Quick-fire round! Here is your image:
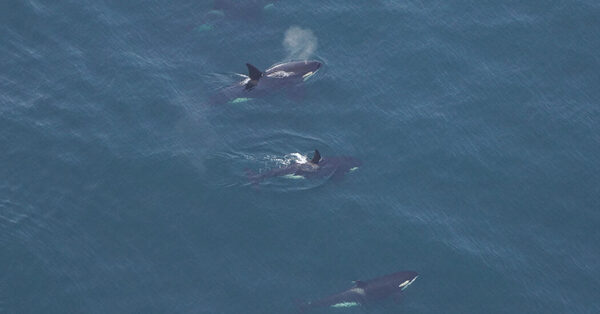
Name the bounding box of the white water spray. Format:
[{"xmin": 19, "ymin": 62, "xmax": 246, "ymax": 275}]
[{"xmin": 283, "ymin": 26, "xmax": 317, "ymax": 60}]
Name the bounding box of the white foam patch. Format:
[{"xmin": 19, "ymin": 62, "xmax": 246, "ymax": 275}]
[
  {"xmin": 267, "ymin": 70, "xmax": 294, "ymax": 78},
  {"xmin": 289, "ymin": 152, "xmax": 309, "ymax": 164},
  {"xmin": 331, "ymin": 302, "xmax": 359, "ymax": 308},
  {"xmin": 238, "ymin": 76, "xmax": 250, "ymax": 86},
  {"xmin": 264, "ymin": 152, "xmax": 307, "ymax": 167},
  {"xmin": 349, "ymin": 288, "xmax": 366, "ymax": 295},
  {"xmin": 230, "ymin": 97, "xmax": 252, "ymax": 103},
  {"xmin": 283, "ymin": 26, "xmax": 318, "ymax": 60},
  {"xmin": 282, "ymin": 174, "xmax": 305, "ymax": 180}
]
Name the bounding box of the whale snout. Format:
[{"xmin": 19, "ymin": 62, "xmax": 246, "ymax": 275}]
[
  {"xmin": 406, "ymin": 271, "xmax": 419, "ymax": 278},
  {"xmin": 301, "ymin": 61, "xmax": 322, "ymax": 80},
  {"xmin": 302, "ymin": 60, "xmax": 321, "ymax": 73},
  {"xmin": 339, "ymin": 157, "xmax": 361, "ymax": 173},
  {"xmin": 349, "ymin": 157, "xmax": 362, "ymax": 168},
  {"xmin": 310, "ymin": 61, "xmax": 322, "ymax": 72}
]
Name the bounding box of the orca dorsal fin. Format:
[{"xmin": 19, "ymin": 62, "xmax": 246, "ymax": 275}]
[
  {"xmin": 353, "ymin": 280, "xmax": 367, "ymax": 288},
  {"xmin": 246, "ymin": 63, "xmax": 263, "ymax": 81},
  {"xmin": 311, "ymin": 149, "xmax": 321, "ymax": 164}
]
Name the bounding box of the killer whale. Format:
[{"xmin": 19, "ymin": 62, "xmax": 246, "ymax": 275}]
[
  {"xmin": 299, "ymin": 271, "xmax": 419, "ymax": 311},
  {"xmin": 211, "ymin": 60, "xmax": 322, "ymax": 105},
  {"xmin": 247, "ymin": 150, "xmax": 360, "ymax": 184}
]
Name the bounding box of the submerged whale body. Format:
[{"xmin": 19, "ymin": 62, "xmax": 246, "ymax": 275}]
[
  {"xmin": 211, "ymin": 60, "xmax": 322, "ymax": 105},
  {"xmin": 212, "ymin": 0, "xmax": 278, "ymax": 18},
  {"xmin": 198, "ymin": 0, "xmax": 278, "ymax": 29},
  {"xmin": 247, "ymin": 150, "xmax": 360, "ymax": 184},
  {"xmin": 299, "ymin": 271, "xmax": 419, "ymax": 311}
]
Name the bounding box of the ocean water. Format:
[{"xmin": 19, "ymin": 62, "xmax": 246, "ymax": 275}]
[{"xmin": 1, "ymin": 0, "xmax": 599, "ymax": 313}]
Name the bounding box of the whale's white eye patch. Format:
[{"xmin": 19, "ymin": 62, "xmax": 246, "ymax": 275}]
[
  {"xmin": 399, "ymin": 276, "xmax": 418, "ymax": 290},
  {"xmin": 302, "ymin": 71, "xmax": 314, "ymax": 79}
]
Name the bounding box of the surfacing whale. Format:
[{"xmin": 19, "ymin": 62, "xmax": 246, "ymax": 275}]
[
  {"xmin": 247, "ymin": 150, "xmax": 360, "ymax": 184},
  {"xmin": 211, "ymin": 60, "xmax": 322, "ymax": 105},
  {"xmin": 299, "ymin": 271, "xmax": 419, "ymax": 311}
]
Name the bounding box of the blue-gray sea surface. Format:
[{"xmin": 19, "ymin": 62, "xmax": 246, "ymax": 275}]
[{"xmin": 1, "ymin": 1, "xmax": 599, "ymax": 313}]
